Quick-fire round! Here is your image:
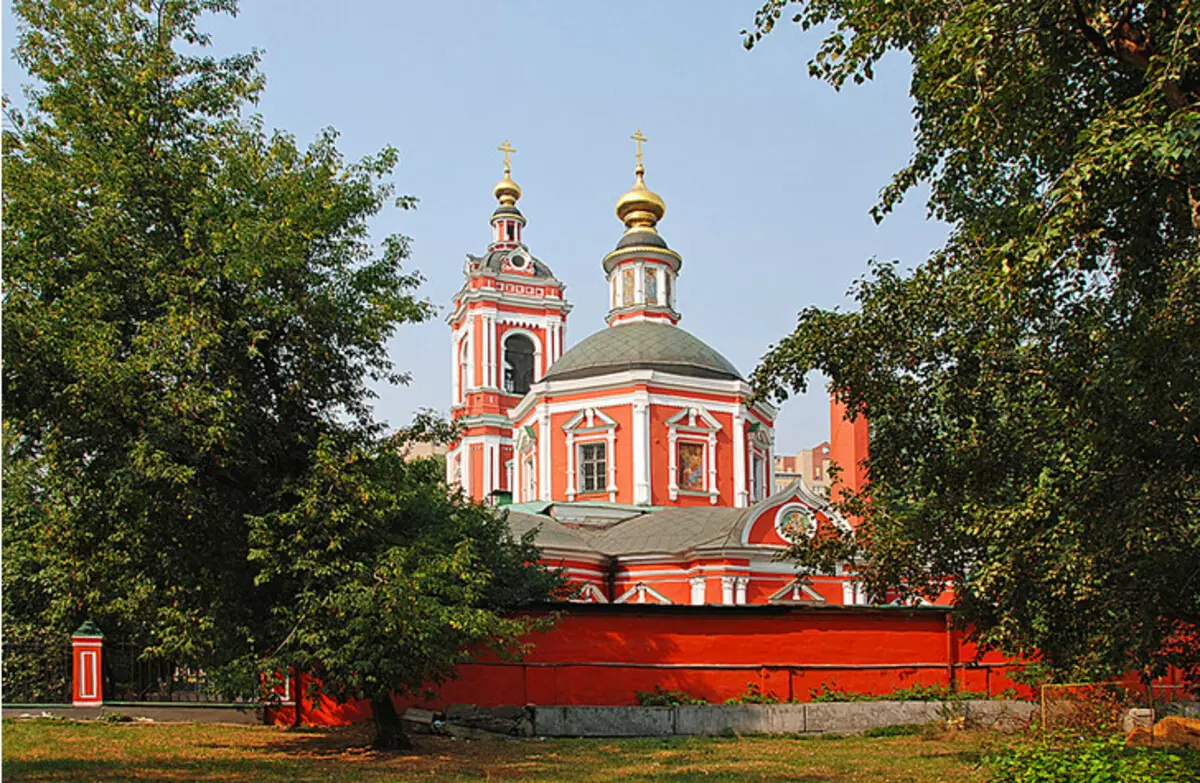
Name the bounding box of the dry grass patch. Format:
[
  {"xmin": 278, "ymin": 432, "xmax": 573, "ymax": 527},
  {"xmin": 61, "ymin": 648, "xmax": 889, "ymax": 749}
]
[{"xmin": 2, "ymin": 718, "xmax": 992, "ymax": 782}]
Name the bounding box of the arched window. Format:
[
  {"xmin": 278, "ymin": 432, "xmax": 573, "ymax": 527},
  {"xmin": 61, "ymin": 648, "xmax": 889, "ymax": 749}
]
[
  {"xmin": 458, "ymin": 338, "xmax": 471, "ymax": 402},
  {"xmin": 503, "ymin": 334, "xmax": 535, "ymax": 395}
]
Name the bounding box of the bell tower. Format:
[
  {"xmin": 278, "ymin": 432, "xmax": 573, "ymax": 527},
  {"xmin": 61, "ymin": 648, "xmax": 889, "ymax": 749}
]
[
  {"xmin": 446, "ymin": 142, "xmax": 571, "ymax": 503},
  {"xmin": 603, "ymin": 131, "xmax": 682, "ymax": 326}
]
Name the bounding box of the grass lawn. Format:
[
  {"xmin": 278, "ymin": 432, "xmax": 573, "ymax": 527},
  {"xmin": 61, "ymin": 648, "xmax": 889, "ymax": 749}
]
[{"xmin": 1, "ymin": 718, "xmax": 992, "ymax": 782}]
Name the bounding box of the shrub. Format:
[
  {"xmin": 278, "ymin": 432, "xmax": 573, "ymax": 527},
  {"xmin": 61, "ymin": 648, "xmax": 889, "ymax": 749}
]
[
  {"xmin": 634, "ymin": 685, "xmax": 706, "ymax": 707},
  {"xmin": 807, "ymin": 680, "xmax": 1015, "ymax": 703},
  {"xmin": 987, "ymin": 735, "xmax": 1200, "ymax": 783},
  {"xmin": 725, "ymin": 682, "xmax": 780, "ymax": 705}
]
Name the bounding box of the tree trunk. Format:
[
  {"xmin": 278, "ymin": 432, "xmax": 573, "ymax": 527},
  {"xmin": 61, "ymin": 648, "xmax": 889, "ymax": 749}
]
[{"xmin": 370, "ymin": 693, "xmax": 411, "ymax": 751}]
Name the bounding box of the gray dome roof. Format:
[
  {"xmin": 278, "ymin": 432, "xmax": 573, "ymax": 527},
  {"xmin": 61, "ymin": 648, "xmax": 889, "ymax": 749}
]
[
  {"xmin": 544, "ymin": 321, "xmax": 743, "ymax": 382},
  {"xmin": 614, "ymin": 230, "xmax": 669, "ymax": 250}
]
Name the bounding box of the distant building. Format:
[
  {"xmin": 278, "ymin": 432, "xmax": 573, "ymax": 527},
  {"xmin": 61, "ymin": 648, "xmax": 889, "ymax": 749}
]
[
  {"xmin": 774, "ymin": 442, "xmax": 831, "ymax": 495},
  {"xmin": 397, "ymin": 440, "xmax": 449, "ymax": 463}
]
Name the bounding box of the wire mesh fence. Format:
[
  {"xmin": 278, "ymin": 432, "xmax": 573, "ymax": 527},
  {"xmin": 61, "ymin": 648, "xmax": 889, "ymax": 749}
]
[{"xmin": 1039, "ymin": 680, "xmax": 1195, "ymax": 743}]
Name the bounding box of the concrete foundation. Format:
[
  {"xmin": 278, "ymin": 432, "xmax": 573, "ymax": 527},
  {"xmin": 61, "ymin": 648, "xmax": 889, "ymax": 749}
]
[{"xmin": 532, "ymin": 700, "xmax": 1037, "ymax": 737}]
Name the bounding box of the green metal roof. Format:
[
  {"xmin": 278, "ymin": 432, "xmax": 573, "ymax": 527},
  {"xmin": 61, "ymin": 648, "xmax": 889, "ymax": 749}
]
[{"xmin": 544, "ymin": 321, "xmax": 743, "ymax": 382}]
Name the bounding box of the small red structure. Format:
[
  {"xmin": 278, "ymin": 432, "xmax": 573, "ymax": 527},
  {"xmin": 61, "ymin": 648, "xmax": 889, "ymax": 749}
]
[{"xmin": 71, "ymin": 620, "xmax": 104, "ymax": 707}]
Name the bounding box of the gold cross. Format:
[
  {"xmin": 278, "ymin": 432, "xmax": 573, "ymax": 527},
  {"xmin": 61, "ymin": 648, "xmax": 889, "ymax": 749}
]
[
  {"xmin": 631, "ymin": 129, "xmax": 647, "ymax": 170},
  {"xmin": 498, "ymin": 140, "xmax": 516, "ymax": 175}
]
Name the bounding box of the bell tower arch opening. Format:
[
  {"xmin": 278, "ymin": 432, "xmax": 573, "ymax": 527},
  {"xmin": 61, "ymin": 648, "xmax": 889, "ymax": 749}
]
[{"xmin": 503, "ymin": 332, "xmax": 536, "ymax": 396}]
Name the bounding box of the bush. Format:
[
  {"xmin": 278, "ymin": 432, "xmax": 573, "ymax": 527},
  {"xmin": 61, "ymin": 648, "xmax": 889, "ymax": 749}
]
[
  {"xmin": 725, "ymin": 683, "xmax": 780, "ymax": 705},
  {"xmin": 634, "ymin": 685, "xmax": 706, "ymax": 707},
  {"xmin": 987, "ymin": 735, "xmax": 1200, "ymax": 783},
  {"xmin": 808, "ymin": 680, "xmax": 1017, "ymax": 703}
]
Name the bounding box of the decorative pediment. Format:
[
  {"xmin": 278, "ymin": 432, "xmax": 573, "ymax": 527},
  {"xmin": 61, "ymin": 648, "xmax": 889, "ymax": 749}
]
[
  {"xmin": 516, "ymin": 424, "xmax": 537, "ymax": 454},
  {"xmin": 665, "ymin": 406, "xmax": 721, "ymax": 433},
  {"xmin": 740, "ymin": 481, "xmax": 854, "ymax": 547},
  {"xmin": 563, "ymin": 407, "xmax": 618, "ymax": 434},
  {"xmin": 768, "ymin": 580, "xmax": 826, "ymax": 605},
  {"xmin": 614, "ymin": 582, "xmax": 673, "ymax": 605},
  {"xmin": 571, "ymin": 583, "xmax": 609, "ymax": 604}
]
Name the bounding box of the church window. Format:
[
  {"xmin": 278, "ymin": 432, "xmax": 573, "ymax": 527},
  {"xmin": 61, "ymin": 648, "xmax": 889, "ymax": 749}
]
[
  {"xmin": 751, "ymin": 453, "xmax": 764, "ymax": 502},
  {"xmin": 621, "ymin": 267, "xmax": 635, "ymax": 306},
  {"xmin": 776, "ymin": 504, "xmax": 817, "ymax": 541},
  {"xmin": 458, "ymin": 337, "xmax": 471, "ymax": 401},
  {"xmin": 503, "ymin": 334, "xmax": 535, "ymax": 395},
  {"xmin": 677, "ymin": 442, "xmax": 705, "ymax": 491},
  {"xmin": 578, "ymin": 442, "xmax": 607, "ymax": 494},
  {"xmin": 644, "ymin": 266, "xmax": 658, "ymax": 305}
]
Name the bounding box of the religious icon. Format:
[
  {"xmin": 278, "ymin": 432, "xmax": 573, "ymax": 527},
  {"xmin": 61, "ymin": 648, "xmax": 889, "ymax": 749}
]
[
  {"xmin": 678, "ymin": 442, "xmax": 704, "ymax": 491},
  {"xmin": 622, "ymin": 268, "xmax": 635, "ymax": 306},
  {"xmin": 644, "ymin": 267, "xmax": 658, "ymax": 304}
]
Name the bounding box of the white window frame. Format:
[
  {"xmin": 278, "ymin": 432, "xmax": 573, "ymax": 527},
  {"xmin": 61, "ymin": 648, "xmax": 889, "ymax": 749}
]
[
  {"xmin": 577, "ymin": 441, "xmax": 608, "ymax": 495},
  {"xmin": 456, "ymin": 335, "xmax": 472, "ymax": 402},
  {"xmin": 562, "ymin": 408, "xmax": 618, "ymax": 502},
  {"xmin": 666, "ymin": 407, "xmax": 722, "ymax": 504}
]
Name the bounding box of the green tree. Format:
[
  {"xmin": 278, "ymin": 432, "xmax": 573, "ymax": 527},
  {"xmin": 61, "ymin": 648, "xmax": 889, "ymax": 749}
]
[
  {"xmin": 2, "ymin": 0, "xmax": 562, "ymax": 729},
  {"xmin": 745, "ymin": 2, "xmax": 1199, "ymax": 680},
  {"xmin": 248, "ymin": 435, "xmax": 563, "ymax": 748}
]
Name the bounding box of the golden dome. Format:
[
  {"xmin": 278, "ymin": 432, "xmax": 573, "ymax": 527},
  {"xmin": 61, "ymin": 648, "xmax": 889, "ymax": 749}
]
[
  {"xmin": 493, "ymin": 174, "xmax": 521, "ymax": 206},
  {"xmin": 615, "ymin": 166, "xmax": 665, "ymax": 232}
]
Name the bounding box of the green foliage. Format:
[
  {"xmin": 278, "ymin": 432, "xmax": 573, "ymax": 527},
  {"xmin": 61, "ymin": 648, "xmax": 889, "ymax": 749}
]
[
  {"xmin": 745, "ymin": 2, "xmax": 1200, "ymax": 681},
  {"xmin": 635, "ymin": 685, "xmax": 708, "ymax": 706},
  {"xmin": 246, "ymin": 435, "xmax": 566, "ymax": 714},
  {"xmin": 987, "ymin": 735, "xmax": 1200, "ymax": 783},
  {"xmin": 807, "ymin": 681, "xmax": 1015, "ymax": 703},
  {"xmin": 725, "ymin": 682, "xmax": 781, "ymax": 705},
  {"xmin": 861, "ymin": 723, "xmax": 923, "ymax": 738},
  {"xmin": 1, "ymin": 0, "xmax": 559, "ymax": 735}
]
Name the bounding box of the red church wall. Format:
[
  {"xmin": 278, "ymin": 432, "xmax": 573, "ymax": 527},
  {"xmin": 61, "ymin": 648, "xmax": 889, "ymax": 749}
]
[
  {"xmin": 829, "ymin": 398, "xmax": 869, "ymax": 504},
  {"xmin": 270, "ymin": 606, "xmax": 1033, "ymax": 726}
]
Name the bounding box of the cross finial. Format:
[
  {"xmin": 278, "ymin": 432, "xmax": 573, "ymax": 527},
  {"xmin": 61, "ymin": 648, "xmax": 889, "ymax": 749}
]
[
  {"xmin": 630, "ymin": 129, "xmax": 647, "ymax": 173},
  {"xmin": 498, "ymin": 140, "xmax": 516, "ymax": 175}
]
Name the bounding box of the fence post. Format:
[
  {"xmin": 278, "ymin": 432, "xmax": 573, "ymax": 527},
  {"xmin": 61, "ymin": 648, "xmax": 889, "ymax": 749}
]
[{"xmin": 71, "ymin": 620, "xmax": 105, "ymax": 707}]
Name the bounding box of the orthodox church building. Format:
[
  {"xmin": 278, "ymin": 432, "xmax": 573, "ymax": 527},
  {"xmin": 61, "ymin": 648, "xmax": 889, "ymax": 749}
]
[{"xmin": 447, "ymin": 137, "xmax": 870, "ymax": 608}]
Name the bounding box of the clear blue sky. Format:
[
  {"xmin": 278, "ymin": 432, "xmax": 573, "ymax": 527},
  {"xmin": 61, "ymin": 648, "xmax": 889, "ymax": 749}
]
[{"xmin": 3, "ymin": 1, "xmax": 948, "ymax": 454}]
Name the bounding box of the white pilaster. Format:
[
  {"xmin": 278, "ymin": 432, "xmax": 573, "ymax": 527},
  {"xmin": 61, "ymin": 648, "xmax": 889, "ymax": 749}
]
[
  {"xmin": 721, "ymin": 576, "xmax": 736, "ymax": 606},
  {"xmin": 632, "ymin": 396, "xmax": 650, "ymax": 505},
  {"xmin": 707, "ymin": 431, "xmax": 719, "ymax": 505},
  {"xmin": 606, "ymin": 427, "xmax": 618, "ymax": 503},
  {"xmin": 735, "ymin": 576, "xmax": 749, "ymax": 605},
  {"xmin": 565, "ymin": 432, "xmax": 577, "ymax": 501},
  {"xmin": 733, "ymin": 410, "xmax": 748, "ymax": 508},
  {"xmin": 538, "ymin": 407, "xmax": 551, "ymax": 501},
  {"xmin": 689, "ymin": 577, "xmax": 706, "ymax": 606},
  {"xmin": 462, "ymin": 444, "xmax": 473, "ymax": 498}
]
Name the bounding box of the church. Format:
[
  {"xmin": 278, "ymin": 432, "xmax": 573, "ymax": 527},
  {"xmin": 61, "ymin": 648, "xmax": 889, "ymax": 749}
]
[{"xmin": 445, "ymin": 137, "xmax": 871, "ymax": 608}]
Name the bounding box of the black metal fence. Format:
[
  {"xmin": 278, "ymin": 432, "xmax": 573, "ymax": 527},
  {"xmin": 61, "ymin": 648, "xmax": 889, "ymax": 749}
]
[
  {"xmin": 1, "ymin": 640, "xmax": 72, "ymax": 704},
  {"xmin": 104, "ymin": 642, "xmax": 245, "ymax": 703}
]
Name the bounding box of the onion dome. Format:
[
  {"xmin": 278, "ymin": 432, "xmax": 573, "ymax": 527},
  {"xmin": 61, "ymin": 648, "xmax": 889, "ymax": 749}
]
[
  {"xmin": 615, "ymin": 130, "xmax": 666, "ymax": 233},
  {"xmin": 494, "ymin": 139, "xmax": 522, "ymax": 206}
]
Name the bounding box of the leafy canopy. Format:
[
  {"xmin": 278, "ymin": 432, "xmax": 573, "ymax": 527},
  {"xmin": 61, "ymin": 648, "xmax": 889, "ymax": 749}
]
[
  {"xmin": 746, "ymin": 1, "xmax": 1199, "ymax": 679},
  {"xmin": 2, "ymin": 0, "xmax": 560, "ymax": 716}
]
